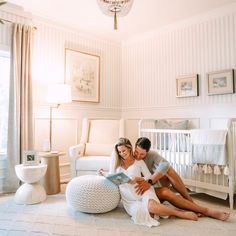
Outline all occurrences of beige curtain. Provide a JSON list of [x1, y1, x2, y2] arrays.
[[4, 23, 34, 192]]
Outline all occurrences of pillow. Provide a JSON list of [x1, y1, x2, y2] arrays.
[[155, 120, 189, 150], [156, 119, 189, 130]]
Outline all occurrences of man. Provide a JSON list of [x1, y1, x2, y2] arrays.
[[132, 137, 230, 221], [134, 137, 193, 202]]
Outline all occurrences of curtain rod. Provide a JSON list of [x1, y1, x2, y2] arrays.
[[0, 17, 37, 30]]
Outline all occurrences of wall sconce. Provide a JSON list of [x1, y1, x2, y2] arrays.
[[46, 84, 72, 152]]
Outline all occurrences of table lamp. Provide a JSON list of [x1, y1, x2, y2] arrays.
[[46, 84, 72, 152]]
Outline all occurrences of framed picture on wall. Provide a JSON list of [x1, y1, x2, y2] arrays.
[[65, 48, 100, 102], [176, 74, 199, 98], [207, 69, 234, 95], [23, 150, 38, 166]]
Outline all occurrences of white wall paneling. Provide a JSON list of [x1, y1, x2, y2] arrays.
[[34, 107, 122, 182], [34, 117, 78, 182]]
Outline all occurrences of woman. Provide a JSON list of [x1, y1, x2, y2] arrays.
[[110, 137, 198, 227], [110, 138, 230, 227]]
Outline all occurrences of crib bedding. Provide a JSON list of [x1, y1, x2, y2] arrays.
[[191, 129, 227, 165], [139, 118, 236, 209]]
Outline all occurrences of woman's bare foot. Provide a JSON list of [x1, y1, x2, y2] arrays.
[[205, 209, 230, 221], [197, 213, 203, 217]]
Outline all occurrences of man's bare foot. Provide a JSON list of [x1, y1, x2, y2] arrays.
[[206, 209, 230, 221], [179, 211, 198, 221]]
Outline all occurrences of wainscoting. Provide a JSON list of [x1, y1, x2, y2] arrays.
[[33, 105, 122, 183]]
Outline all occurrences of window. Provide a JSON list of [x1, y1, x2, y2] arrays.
[[0, 45, 10, 154]]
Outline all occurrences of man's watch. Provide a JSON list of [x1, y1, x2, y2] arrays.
[[147, 179, 153, 185]]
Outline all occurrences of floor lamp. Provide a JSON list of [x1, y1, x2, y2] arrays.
[[47, 84, 72, 152]]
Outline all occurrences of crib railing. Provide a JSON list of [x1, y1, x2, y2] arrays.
[[228, 118, 236, 209], [139, 119, 236, 209]]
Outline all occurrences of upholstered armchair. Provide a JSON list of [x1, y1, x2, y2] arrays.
[[69, 118, 124, 178]]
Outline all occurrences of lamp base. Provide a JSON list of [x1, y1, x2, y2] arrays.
[[42, 139, 50, 152]]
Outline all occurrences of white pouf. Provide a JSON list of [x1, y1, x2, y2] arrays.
[[66, 175, 120, 213], [14, 164, 47, 204]]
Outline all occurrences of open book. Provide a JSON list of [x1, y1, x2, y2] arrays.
[[106, 172, 131, 186]]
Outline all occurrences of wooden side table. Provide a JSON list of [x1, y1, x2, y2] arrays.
[[38, 151, 65, 195]]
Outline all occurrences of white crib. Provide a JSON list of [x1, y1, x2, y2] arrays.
[[139, 118, 236, 209]]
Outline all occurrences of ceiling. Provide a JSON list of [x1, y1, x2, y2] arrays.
[[4, 0, 236, 42]]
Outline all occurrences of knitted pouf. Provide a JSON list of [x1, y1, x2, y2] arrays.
[[66, 175, 120, 213]]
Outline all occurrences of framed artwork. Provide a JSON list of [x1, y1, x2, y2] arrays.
[[207, 69, 234, 95], [23, 150, 38, 166], [176, 74, 199, 97], [65, 48, 100, 102]]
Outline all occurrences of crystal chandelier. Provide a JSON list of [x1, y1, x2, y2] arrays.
[[97, 0, 134, 30]]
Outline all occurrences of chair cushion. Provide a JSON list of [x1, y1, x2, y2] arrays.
[[66, 175, 120, 213], [75, 156, 110, 171], [88, 120, 120, 144], [85, 143, 113, 156]]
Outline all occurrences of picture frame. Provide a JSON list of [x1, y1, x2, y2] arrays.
[[176, 74, 199, 98], [65, 48, 100, 102], [207, 69, 234, 95], [23, 150, 38, 166]]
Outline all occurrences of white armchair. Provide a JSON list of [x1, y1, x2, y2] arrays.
[[69, 118, 124, 178]]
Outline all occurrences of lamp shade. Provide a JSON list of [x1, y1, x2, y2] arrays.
[[47, 84, 72, 104]]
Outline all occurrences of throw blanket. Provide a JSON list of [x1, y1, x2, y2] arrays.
[[191, 129, 227, 165]]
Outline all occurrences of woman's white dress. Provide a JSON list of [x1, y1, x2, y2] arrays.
[[117, 160, 160, 227]]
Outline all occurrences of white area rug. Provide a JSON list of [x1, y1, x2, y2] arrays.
[[0, 193, 236, 236]]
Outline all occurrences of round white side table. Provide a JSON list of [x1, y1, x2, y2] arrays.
[[14, 164, 47, 204]]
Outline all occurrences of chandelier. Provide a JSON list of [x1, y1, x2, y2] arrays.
[[97, 0, 134, 30]]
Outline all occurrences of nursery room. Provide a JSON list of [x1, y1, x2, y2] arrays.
[[1, 0, 236, 235]]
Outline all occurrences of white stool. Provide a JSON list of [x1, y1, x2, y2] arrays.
[[66, 175, 120, 213], [15, 164, 47, 204]]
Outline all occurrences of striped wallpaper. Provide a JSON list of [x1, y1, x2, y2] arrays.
[[121, 4, 236, 122], [32, 17, 122, 111]]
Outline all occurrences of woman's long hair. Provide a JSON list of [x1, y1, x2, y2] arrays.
[[110, 137, 133, 173]]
